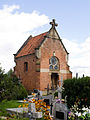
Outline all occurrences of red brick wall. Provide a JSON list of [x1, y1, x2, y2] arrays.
[[14, 54, 40, 91]]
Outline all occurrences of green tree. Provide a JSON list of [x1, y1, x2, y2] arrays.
[[0, 65, 5, 101], [63, 77, 90, 110], [0, 64, 27, 101]]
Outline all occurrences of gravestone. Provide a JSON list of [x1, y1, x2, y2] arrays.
[[52, 76, 68, 120], [53, 102, 68, 120]]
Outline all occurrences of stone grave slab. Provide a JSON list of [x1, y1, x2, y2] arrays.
[[7, 103, 42, 119], [7, 108, 28, 118], [33, 112, 42, 118], [53, 102, 68, 120]]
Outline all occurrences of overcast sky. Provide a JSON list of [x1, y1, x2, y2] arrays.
[[0, 0, 90, 77]]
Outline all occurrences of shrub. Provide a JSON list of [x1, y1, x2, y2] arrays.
[[12, 84, 27, 100], [0, 67, 27, 101], [62, 77, 90, 110]]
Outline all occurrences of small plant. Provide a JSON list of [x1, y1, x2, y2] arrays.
[[78, 113, 90, 120]]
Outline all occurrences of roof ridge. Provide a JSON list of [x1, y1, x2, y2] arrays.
[[32, 31, 48, 38]]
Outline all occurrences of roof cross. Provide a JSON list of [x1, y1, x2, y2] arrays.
[[50, 19, 58, 28]]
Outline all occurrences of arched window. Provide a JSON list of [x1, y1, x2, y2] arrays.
[[24, 62, 28, 72], [49, 56, 59, 71]]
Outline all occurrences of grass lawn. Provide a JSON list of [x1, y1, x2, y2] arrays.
[[0, 99, 23, 117]]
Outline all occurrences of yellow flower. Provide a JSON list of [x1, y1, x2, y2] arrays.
[[18, 105, 21, 108], [23, 104, 25, 107], [35, 101, 38, 104], [32, 93, 36, 96], [46, 105, 50, 109], [26, 103, 28, 106], [32, 99, 35, 102], [44, 116, 47, 119], [23, 99, 26, 102]]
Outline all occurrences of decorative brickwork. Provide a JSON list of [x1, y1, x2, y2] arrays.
[[14, 19, 72, 91]]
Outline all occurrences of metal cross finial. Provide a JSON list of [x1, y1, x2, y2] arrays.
[[50, 19, 58, 28], [60, 76, 63, 88]]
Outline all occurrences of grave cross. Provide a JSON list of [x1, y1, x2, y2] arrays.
[[28, 103, 42, 120], [57, 76, 63, 100], [60, 76, 63, 88], [45, 83, 49, 95], [50, 19, 58, 28]]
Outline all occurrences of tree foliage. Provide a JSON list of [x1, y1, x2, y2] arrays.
[[0, 66, 27, 101], [63, 77, 90, 109]]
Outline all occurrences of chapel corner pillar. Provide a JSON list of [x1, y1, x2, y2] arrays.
[[48, 72, 52, 89]]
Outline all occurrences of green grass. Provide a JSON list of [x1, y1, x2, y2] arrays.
[[0, 99, 22, 117], [9, 118, 29, 120], [0, 118, 29, 120]]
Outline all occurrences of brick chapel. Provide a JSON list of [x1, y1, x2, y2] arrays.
[[14, 19, 72, 92]]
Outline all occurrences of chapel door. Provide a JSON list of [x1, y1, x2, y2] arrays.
[[51, 73, 59, 90]]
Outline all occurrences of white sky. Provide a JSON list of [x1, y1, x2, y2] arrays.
[[0, 5, 90, 77]]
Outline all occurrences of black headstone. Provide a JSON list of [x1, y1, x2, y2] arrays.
[[56, 111, 64, 119], [44, 99, 50, 105]]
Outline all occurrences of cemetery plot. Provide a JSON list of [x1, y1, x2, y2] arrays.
[[6, 98, 52, 119], [6, 77, 69, 120]]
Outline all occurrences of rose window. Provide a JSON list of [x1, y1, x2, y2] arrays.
[[49, 56, 59, 71]]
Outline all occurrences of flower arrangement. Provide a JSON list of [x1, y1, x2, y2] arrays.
[[29, 98, 52, 120], [68, 98, 90, 120]]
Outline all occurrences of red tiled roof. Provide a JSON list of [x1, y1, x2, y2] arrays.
[[16, 32, 48, 58]]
